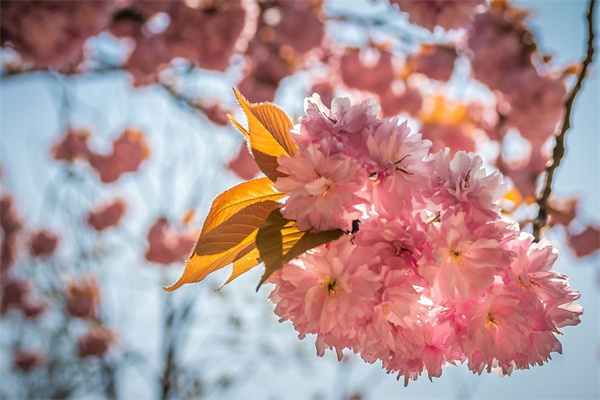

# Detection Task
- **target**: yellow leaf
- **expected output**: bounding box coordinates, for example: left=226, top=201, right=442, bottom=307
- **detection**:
left=250, top=149, right=284, bottom=182
left=233, top=88, right=297, bottom=157
left=221, top=247, right=261, bottom=287
left=231, top=89, right=297, bottom=182
left=256, top=209, right=345, bottom=287
left=201, top=177, right=286, bottom=235
left=194, top=201, right=280, bottom=256
left=164, top=237, right=256, bottom=291
left=227, top=114, right=249, bottom=138
left=164, top=201, right=280, bottom=291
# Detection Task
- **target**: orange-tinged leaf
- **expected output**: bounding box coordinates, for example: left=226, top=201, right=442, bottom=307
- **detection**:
left=249, top=102, right=296, bottom=156
left=164, top=236, right=256, bottom=291
left=222, top=246, right=261, bottom=287
left=251, top=149, right=284, bottom=182
left=194, top=201, right=279, bottom=256
left=228, top=114, right=249, bottom=137
left=201, top=177, right=286, bottom=235
left=233, top=88, right=297, bottom=157
left=165, top=199, right=283, bottom=291
left=256, top=209, right=345, bottom=287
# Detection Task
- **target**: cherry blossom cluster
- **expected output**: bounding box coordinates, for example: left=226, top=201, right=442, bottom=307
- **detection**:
left=267, top=95, right=582, bottom=384
left=53, top=128, right=149, bottom=183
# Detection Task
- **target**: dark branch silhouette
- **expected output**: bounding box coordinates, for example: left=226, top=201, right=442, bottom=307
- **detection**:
left=533, top=0, right=597, bottom=241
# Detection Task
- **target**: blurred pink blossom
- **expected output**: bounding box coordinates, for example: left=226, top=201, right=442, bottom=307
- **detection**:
left=29, top=229, right=59, bottom=257
left=87, top=199, right=127, bottom=231
left=568, top=226, right=600, bottom=258
left=391, top=0, right=485, bottom=31
left=144, top=218, right=195, bottom=265
left=227, top=144, right=262, bottom=181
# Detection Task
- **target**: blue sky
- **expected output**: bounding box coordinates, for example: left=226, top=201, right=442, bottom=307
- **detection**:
left=0, top=1, right=598, bottom=398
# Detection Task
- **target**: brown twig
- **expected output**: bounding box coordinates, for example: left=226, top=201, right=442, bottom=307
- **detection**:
left=0, top=63, right=220, bottom=122
left=532, top=0, right=597, bottom=241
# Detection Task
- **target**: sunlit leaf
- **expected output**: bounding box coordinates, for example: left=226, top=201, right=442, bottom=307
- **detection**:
left=221, top=247, right=261, bottom=287
left=233, top=88, right=297, bottom=157
left=164, top=237, right=256, bottom=291
left=164, top=201, right=280, bottom=291
left=201, top=177, right=286, bottom=235
left=231, top=88, right=297, bottom=181
left=194, top=201, right=280, bottom=256
left=256, top=209, right=345, bottom=287
left=227, top=113, right=249, bottom=138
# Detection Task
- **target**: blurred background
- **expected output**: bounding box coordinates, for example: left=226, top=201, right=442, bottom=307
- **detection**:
left=0, top=0, right=598, bottom=399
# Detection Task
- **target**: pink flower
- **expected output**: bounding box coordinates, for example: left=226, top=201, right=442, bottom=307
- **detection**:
left=379, top=81, right=423, bottom=118
left=568, top=225, right=600, bottom=258
left=409, top=44, right=458, bottom=82
left=13, top=349, right=44, bottom=373
left=500, top=69, right=566, bottom=143
left=506, top=233, right=583, bottom=329
left=29, top=229, right=59, bottom=257
left=52, top=128, right=91, bottom=162
left=0, top=1, right=116, bottom=68
left=390, top=0, right=485, bottom=32
left=354, top=216, right=427, bottom=272
left=418, top=210, right=513, bottom=300
left=467, top=3, right=535, bottom=93
left=380, top=318, right=461, bottom=385
left=420, top=123, right=477, bottom=155
left=310, top=80, right=335, bottom=108
left=378, top=267, right=428, bottom=329
left=275, top=140, right=368, bottom=232
left=297, top=94, right=380, bottom=149
left=426, top=150, right=506, bottom=220
left=456, top=283, right=559, bottom=375
left=144, top=218, right=196, bottom=265
left=1, top=278, right=29, bottom=313
left=66, top=278, right=100, bottom=320
left=269, top=1, right=324, bottom=55
left=87, top=199, right=127, bottom=231
left=340, top=48, right=396, bottom=94
left=364, top=119, right=433, bottom=215
left=548, top=198, right=578, bottom=227
left=497, top=147, right=549, bottom=201
left=89, top=129, right=150, bottom=183
left=238, top=41, right=292, bottom=103
left=78, top=326, right=115, bottom=359
left=268, top=238, right=381, bottom=360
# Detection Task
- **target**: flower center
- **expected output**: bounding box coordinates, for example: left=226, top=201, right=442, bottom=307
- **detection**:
left=518, top=275, right=541, bottom=289
left=485, top=312, right=500, bottom=331
left=391, top=240, right=409, bottom=257
left=449, top=250, right=463, bottom=263
left=394, top=154, right=413, bottom=175
left=324, top=277, right=338, bottom=294
left=381, top=303, right=390, bottom=315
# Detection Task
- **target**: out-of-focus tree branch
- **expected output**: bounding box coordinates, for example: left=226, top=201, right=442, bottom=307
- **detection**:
left=0, top=64, right=122, bottom=78
left=533, top=0, right=597, bottom=241
left=0, top=63, right=224, bottom=123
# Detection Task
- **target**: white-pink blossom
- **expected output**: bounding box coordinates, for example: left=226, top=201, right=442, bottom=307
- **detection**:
left=275, top=139, right=368, bottom=232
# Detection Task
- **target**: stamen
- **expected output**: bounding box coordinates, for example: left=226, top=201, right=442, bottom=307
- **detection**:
left=485, top=312, right=500, bottom=331
left=325, top=278, right=338, bottom=294
left=449, top=250, right=463, bottom=263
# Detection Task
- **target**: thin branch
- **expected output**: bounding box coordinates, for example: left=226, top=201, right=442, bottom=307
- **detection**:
left=532, top=0, right=597, bottom=241
left=0, top=64, right=123, bottom=79
left=1, top=63, right=223, bottom=123
left=158, top=80, right=213, bottom=117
